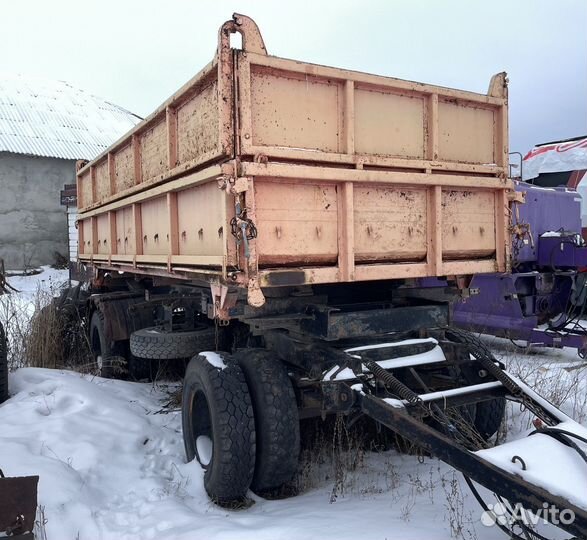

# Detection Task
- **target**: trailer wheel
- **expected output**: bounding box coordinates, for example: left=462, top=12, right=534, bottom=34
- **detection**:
left=127, top=354, right=154, bottom=382
left=130, top=325, right=217, bottom=360
left=444, top=327, right=505, bottom=440
left=0, top=322, right=8, bottom=404
left=474, top=396, right=506, bottom=440
left=182, top=352, right=255, bottom=504
left=234, top=349, right=300, bottom=494
left=89, top=311, right=126, bottom=378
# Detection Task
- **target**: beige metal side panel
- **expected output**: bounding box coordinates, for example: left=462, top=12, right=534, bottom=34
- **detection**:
left=438, top=101, right=494, bottom=164
left=79, top=170, right=92, bottom=209
left=115, top=207, right=135, bottom=254
left=354, top=89, right=425, bottom=158
left=254, top=179, right=338, bottom=265
left=141, top=197, right=169, bottom=256
left=177, top=182, right=225, bottom=257
left=80, top=219, right=92, bottom=255
left=354, top=186, right=427, bottom=262
left=114, top=144, right=135, bottom=194
left=140, top=118, right=168, bottom=181
left=95, top=162, right=110, bottom=201
left=96, top=214, right=110, bottom=255
left=441, top=190, right=496, bottom=259
left=250, top=67, right=341, bottom=152
left=177, top=81, right=219, bottom=166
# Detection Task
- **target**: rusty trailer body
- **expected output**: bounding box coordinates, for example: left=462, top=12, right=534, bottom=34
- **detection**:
left=76, top=14, right=511, bottom=307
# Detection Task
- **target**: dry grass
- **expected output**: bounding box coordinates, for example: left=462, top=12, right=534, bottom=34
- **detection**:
left=0, top=283, right=93, bottom=372
left=293, top=415, right=400, bottom=499
left=494, top=341, right=587, bottom=428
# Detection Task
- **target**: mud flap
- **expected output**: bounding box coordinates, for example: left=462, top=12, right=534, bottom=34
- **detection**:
left=0, top=473, right=39, bottom=538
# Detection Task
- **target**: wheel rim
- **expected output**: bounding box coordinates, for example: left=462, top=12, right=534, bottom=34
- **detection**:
left=190, top=389, right=213, bottom=468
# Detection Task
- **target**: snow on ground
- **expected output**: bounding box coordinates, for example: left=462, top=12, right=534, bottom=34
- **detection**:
left=5, top=266, right=69, bottom=300
left=0, top=270, right=586, bottom=540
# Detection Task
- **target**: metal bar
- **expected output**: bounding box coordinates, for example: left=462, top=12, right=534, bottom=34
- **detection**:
left=358, top=392, right=587, bottom=539
left=239, top=162, right=511, bottom=189
left=90, top=165, right=96, bottom=205
left=337, top=182, right=355, bottom=281
left=426, top=94, right=439, bottom=161
left=244, top=148, right=505, bottom=176
left=417, top=381, right=503, bottom=402
left=108, top=211, right=117, bottom=256
left=236, top=49, right=253, bottom=155
left=257, top=261, right=498, bottom=288
left=167, top=192, right=179, bottom=257
left=132, top=203, right=143, bottom=257
left=107, top=152, right=116, bottom=196
left=90, top=216, right=97, bottom=254
left=132, top=134, right=142, bottom=186
left=344, top=80, right=355, bottom=154
left=427, top=185, right=442, bottom=275
left=78, top=218, right=85, bottom=256
left=79, top=254, right=225, bottom=266
left=301, top=304, right=449, bottom=341
left=166, top=106, right=178, bottom=169
left=495, top=189, right=507, bottom=272
left=217, top=18, right=236, bottom=157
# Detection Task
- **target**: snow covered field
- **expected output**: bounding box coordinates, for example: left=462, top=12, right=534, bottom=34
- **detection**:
left=1, top=269, right=586, bottom=540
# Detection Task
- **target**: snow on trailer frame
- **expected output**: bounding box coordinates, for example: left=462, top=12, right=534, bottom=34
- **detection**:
left=76, top=13, right=512, bottom=308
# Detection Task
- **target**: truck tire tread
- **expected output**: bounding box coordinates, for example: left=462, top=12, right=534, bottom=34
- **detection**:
left=182, top=353, right=255, bottom=503
left=234, top=349, right=300, bottom=494
left=130, top=326, right=216, bottom=360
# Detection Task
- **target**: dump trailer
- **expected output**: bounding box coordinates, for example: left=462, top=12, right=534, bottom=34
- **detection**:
left=71, top=14, right=587, bottom=539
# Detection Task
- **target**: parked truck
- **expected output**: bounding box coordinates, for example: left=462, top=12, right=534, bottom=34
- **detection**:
left=70, top=14, right=587, bottom=539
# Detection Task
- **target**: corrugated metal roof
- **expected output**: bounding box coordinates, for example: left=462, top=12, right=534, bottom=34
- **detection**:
left=0, top=73, right=142, bottom=161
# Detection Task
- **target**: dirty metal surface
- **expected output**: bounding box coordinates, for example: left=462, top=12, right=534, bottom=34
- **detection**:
left=302, top=304, right=449, bottom=341
left=0, top=474, right=39, bottom=537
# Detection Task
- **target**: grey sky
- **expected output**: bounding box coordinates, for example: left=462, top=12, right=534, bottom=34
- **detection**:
left=2, top=0, right=586, bottom=155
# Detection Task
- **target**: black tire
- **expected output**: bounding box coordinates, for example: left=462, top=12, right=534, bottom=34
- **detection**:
left=182, top=352, right=255, bottom=504
left=0, top=322, right=8, bottom=404
left=234, top=349, right=300, bottom=494
left=474, top=396, right=506, bottom=440
left=130, top=326, right=217, bottom=360
left=127, top=354, right=154, bottom=382
left=445, top=327, right=505, bottom=440
left=89, top=310, right=126, bottom=378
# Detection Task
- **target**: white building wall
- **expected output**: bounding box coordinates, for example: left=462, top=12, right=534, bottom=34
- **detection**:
left=67, top=206, right=78, bottom=262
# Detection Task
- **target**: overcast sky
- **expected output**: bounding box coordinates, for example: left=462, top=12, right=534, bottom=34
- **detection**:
left=1, top=0, right=586, bottom=155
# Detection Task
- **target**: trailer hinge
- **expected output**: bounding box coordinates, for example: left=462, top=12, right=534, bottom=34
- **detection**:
left=209, top=283, right=238, bottom=322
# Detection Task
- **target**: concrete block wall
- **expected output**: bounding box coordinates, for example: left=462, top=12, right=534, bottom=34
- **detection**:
left=0, top=153, right=72, bottom=270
